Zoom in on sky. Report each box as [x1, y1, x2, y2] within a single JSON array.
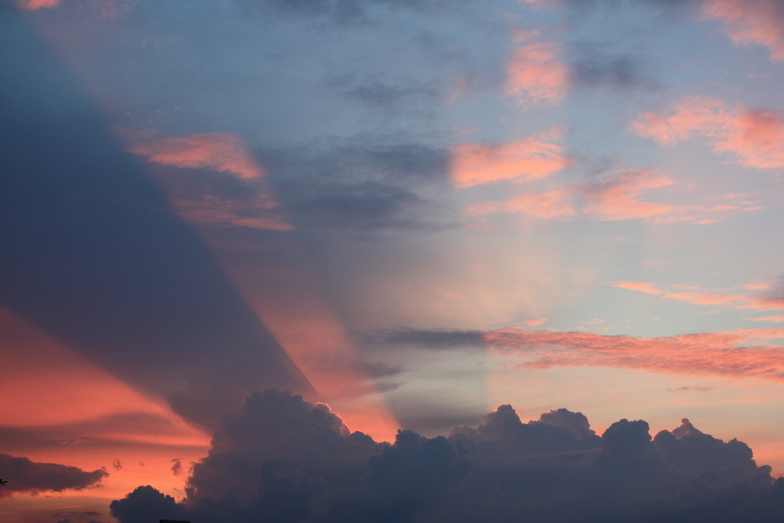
[[1, 0, 784, 521]]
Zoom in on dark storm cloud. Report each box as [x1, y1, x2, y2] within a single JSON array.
[[111, 388, 784, 523], [0, 454, 107, 498], [0, 13, 311, 429]]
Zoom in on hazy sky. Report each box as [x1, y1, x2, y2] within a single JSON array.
[[2, 0, 784, 521]]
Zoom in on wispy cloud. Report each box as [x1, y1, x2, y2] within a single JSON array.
[[616, 279, 784, 312], [127, 132, 265, 180], [633, 95, 784, 170], [126, 131, 291, 230], [450, 126, 569, 188], [746, 315, 784, 323], [486, 326, 784, 382], [467, 166, 744, 224]]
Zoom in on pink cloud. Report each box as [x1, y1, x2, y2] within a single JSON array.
[[747, 315, 784, 323], [127, 131, 291, 230], [617, 279, 784, 312], [505, 30, 568, 105], [14, 0, 61, 8], [523, 318, 548, 326], [485, 326, 784, 382], [701, 0, 784, 61], [450, 127, 569, 188], [582, 169, 675, 221], [633, 96, 784, 170], [127, 132, 264, 180], [468, 186, 576, 219], [616, 281, 663, 295], [466, 167, 725, 224]]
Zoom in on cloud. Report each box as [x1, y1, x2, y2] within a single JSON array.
[[485, 326, 784, 382], [581, 169, 675, 221], [523, 318, 548, 326], [468, 186, 576, 219], [127, 131, 292, 231], [747, 315, 784, 323], [466, 166, 737, 224], [505, 30, 568, 105], [701, 0, 784, 61], [127, 132, 264, 180], [616, 279, 784, 312], [366, 324, 784, 382], [261, 141, 452, 231], [633, 95, 784, 170], [450, 127, 570, 188], [14, 0, 60, 8], [0, 454, 108, 498], [616, 281, 664, 295], [111, 387, 784, 523], [570, 46, 661, 91]]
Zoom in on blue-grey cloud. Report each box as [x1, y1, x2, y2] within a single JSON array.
[[110, 388, 784, 523], [0, 454, 108, 498]]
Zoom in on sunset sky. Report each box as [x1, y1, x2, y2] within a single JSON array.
[[2, 0, 784, 521]]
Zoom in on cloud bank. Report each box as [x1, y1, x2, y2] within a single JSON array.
[[0, 454, 108, 498], [110, 388, 784, 523]]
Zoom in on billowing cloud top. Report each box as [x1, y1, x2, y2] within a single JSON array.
[[109, 388, 784, 523]]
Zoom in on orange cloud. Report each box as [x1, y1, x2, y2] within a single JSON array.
[[633, 96, 784, 170], [450, 127, 569, 188], [701, 0, 784, 61], [485, 326, 784, 382], [523, 318, 548, 326], [505, 31, 568, 105]]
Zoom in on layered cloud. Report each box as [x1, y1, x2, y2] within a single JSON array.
[[366, 324, 784, 383], [0, 454, 107, 498], [110, 388, 784, 523], [450, 127, 569, 188], [633, 95, 784, 170], [486, 326, 784, 382]]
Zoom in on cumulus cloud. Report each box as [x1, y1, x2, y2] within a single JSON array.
[[111, 388, 784, 523], [633, 95, 784, 170], [0, 454, 108, 498]]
